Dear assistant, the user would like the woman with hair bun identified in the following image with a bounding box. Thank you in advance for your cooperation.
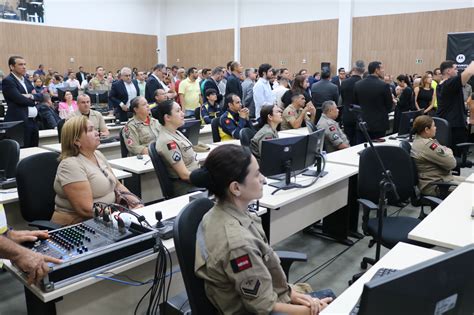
[194,144,332,315]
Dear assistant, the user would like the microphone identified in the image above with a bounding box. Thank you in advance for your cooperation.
[349,104,362,113]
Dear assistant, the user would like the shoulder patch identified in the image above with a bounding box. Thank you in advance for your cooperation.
[172,151,181,162]
[436,147,445,156]
[329,125,336,132]
[429,143,438,150]
[332,134,340,140]
[167,141,177,150]
[127,139,133,145]
[264,136,273,140]
[240,277,261,298]
[231,254,252,273]
[287,111,294,116]
[225,119,231,125]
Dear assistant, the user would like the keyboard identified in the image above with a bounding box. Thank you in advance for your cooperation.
[350,268,399,315]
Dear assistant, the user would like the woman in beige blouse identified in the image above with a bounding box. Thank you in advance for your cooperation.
[52,116,142,226]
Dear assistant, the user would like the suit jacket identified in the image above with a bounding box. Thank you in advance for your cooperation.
[225,73,243,99]
[353,75,393,132]
[109,80,139,121]
[203,78,223,104]
[37,103,61,129]
[331,76,342,94]
[76,71,86,84]
[144,75,164,103]
[310,79,338,108]
[3,73,42,123]
[341,75,362,124]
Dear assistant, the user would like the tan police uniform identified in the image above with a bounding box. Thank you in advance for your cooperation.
[316,113,349,153]
[195,201,291,314]
[88,77,110,91]
[155,127,199,197]
[250,124,279,162]
[280,104,303,131]
[71,109,108,134]
[122,116,160,156]
[410,134,460,196]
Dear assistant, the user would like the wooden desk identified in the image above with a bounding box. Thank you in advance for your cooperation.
[38,129,59,146]
[321,242,442,315]
[408,182,474,249]
[42,142,122,160]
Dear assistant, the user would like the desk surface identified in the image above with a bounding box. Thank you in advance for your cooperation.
[260,163,358,209]
[42,141,120,153]
[465,173,474,184]
[278,127,309,136]
[38,129,58,139]
[321,242,442,315]
[408,182,474,249]
[19,147,51,160]
[200,123,212,134]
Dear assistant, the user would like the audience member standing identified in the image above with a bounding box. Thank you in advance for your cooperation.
[179,67,202,117]
[311,71,339,109]
[353,61,393,141]
[281,75,312,108]
[253,64,275,119]
[225,61,243,99]
[203,67,224,106]
[146,64,176,104]
[241,68,257,117]
[134,71,147,97]
[437,60,474,156]
[331,67,346,95]
[414,73,435,115]
[109,67,139,122]
[75,66,86,85]
[272,77,289,109]
[341,60,365,145]
[393,74,414,133]
[88,66,110,92]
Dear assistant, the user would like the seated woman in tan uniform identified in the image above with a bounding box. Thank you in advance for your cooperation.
[250,104,282,162]
[194,145,333,315]
[52,116,142,226]
[410,115,461,197]
[154,100,199,197]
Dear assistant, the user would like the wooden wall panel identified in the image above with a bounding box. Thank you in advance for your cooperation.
[241,19,338,76]
[167,29,234,69]
[0,22,157,75]
[352,8,474,76]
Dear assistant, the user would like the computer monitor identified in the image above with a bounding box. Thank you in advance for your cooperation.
[260,135,308,190]
[397,109,424,138]
[303,129,327,177]
[57,87,79,101]
[357,244,474,315]
[178,119,201,145]
[86,90,109,107]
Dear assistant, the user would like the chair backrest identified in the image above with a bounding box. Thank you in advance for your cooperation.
[16,152,60,222]
[148,142,175,199]
[398,140,419,186]
[358,145,415,205]
[210,117,221,142]
[173,197,217,314]
[433,117,451,147]
[306,120,317,133]
[0,139,20,178]
[239,128,256,147]
[57,119,66,143]
[3,121,24,148]
[119,127,129,158]
[194,107,201,121]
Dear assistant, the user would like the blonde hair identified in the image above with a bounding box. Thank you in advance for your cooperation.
[60,116,88,160]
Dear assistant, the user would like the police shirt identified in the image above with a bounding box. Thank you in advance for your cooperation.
[122,116,160,156]
[218,110,251,141]
[71,109,107,133]
[195,201,291,314]
[281,104,303,131]
[316,113,349,153]
[250,124,279,161]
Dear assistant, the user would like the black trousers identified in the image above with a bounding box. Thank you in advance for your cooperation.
[343,122,357,146]
[356,129,386,144]
[451,127,468,157]
[24,118,39,148]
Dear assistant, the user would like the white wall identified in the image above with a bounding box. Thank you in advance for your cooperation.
[44,0,158,35]
[353,0,473,17]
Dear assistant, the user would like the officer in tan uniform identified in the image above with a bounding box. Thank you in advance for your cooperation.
[250,105,281,161]
[122,96,160,156]
[410,115,461,197]
[71,94,110,136]
[194,145,332,314]
[154,100,199,197]
[281,93,316,130]
[316,101,349,153]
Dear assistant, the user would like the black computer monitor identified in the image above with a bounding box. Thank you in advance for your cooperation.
[397,109,424,138]
[260,135,308,190]
[57,87,79,101]
[178,119,201,145]
[303,129,327,177]
[357,244,474,315]
[86,90,109,107]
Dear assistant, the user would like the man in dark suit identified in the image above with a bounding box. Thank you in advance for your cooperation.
[353,61,393,141]
[203,67,224,105]
[109,67,139,122]
[225,61,243,99]
[75,66,86,85]
[331,67,346,95]
[37,94,61,129]
[145,64,166,103]
[3,56,43,147]
[311,71,339,108]
[341,60,365,145]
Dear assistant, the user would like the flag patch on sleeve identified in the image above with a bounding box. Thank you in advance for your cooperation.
[231,254,252,273]
[167,141,177,150]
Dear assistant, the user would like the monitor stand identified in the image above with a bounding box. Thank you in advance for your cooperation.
[268,162,302,191]
[302,156,328,177]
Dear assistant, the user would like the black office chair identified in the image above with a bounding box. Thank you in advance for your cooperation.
[148,142,175,199]
[57,119,66,143]
[239,128,256,147]
[0,139,20,179]
[194,107,201,121]
[168,197,307,315]
[358,146,429,270]
[306,120,317,133]
[119,127,129,158]
[3,121,25,148]
[16,152,61,230]
[211,117,221,142]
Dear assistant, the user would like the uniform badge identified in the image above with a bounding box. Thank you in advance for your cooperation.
[167,141,177,150]
[288,111,294,115]
[329,125,336,132]
[429,143,438,150]
[230,254,252,273]
[240,277,261,298]
[127,139,133,145]
[436,147,445,156]
[225,119,231,125]
[332,134,340,140]
[172,151,181,162]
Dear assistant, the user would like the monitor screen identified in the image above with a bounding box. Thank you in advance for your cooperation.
[398,109,424,136]
[357,244,474,315]
[86,90,109,104]
[178,119,201,145]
